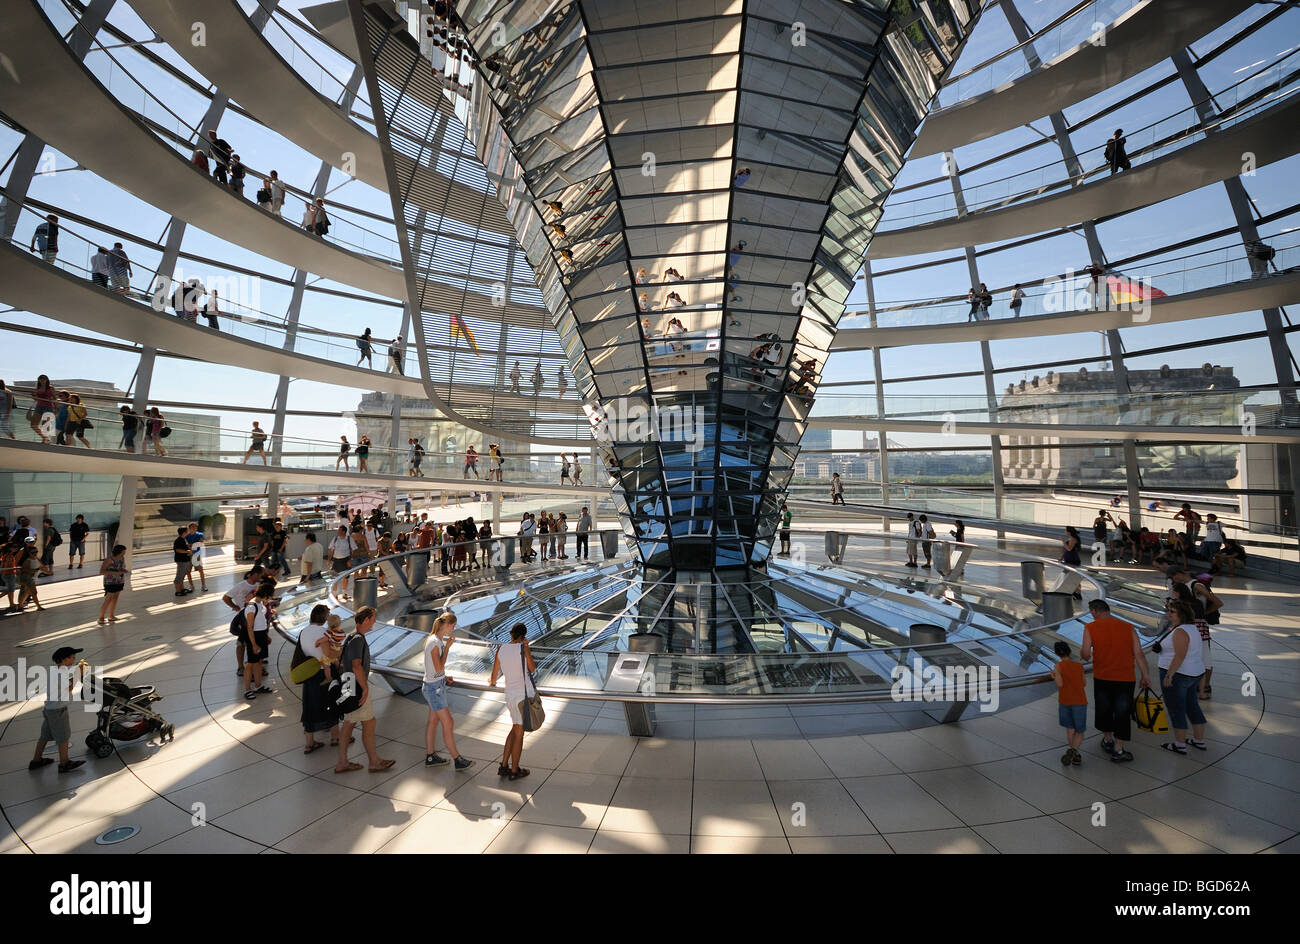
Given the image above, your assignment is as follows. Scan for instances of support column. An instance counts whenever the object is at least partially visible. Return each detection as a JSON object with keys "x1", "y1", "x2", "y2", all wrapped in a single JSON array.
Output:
[
  {"x1": 387, "y1": 302, "x2": 412, "y2": 517},
  {"x1": 862, "y1": 261, "x2": 891, "y2": 526}
]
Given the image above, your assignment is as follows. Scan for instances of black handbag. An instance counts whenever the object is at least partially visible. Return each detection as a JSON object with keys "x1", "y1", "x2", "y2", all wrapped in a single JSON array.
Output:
[{"x1": 80, "y1": 419, "x2": 93, "y2": 430}]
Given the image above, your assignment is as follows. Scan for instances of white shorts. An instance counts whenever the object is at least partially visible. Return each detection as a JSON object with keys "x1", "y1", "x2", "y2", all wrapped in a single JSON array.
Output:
[{"x1": 505, "y1": 689, "x2": 526, "y2": 725}]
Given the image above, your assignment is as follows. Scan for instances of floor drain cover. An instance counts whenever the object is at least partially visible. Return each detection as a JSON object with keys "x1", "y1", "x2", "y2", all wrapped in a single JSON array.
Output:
[
  {"x1": 95, "y1": 825, "x2": 140, "y2": 845},
  {"x1": 142, "y1": 635, "x2": 163, "y2": 641}
]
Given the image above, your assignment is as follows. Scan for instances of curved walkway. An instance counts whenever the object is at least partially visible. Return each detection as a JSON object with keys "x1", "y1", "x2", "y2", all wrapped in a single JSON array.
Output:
[
  {"x1": 0, "y1": 240, "x2": 586, "y2": 416},
  {"x1": 869, "y1": 93, "x2": 1300, "y2": 259},
  {"x1": 128, "y1": 0, "x2": 513, "y2": 237},
  {"x1": 806, "y1": 415, "x2": 1300, "y2": 445},
  {"x1": 0, "y1": 441, "x2": 605, "y2": 497},
  {"x1": 911, "y1": 0, "x2": 1253, "y2": 158},
  {"x1": 1, "y1": 546, "x2": 1293, "y2": 853},
  {"x1": 831, "y1": 269, "x2": 1300, "y2": 349}
]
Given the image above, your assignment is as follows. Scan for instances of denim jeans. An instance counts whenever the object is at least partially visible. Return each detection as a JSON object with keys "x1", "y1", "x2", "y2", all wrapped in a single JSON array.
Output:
[{"x1": 1160, "y1": 671, "x2": 1205, "y2": 731}]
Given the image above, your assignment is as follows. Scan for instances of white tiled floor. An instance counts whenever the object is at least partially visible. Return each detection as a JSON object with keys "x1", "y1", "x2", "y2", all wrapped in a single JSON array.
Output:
[{"x1": 1, "y1": 548, "x2": 1296, "y2": 853}]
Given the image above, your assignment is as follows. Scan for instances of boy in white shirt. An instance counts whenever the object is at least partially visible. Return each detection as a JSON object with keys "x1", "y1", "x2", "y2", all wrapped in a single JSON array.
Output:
[{"x1": 300, "y1": 532, "x2": 325, "y2": 585}]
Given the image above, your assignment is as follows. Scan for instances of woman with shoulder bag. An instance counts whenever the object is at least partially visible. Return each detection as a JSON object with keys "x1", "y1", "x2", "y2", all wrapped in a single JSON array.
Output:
[
  {"x1": 489, "y1": 623, "x2": 537, "y2": 781},
  {"x1": 296, "y1": 604, "x2": 341, "y2": 753},
  {"x1": 1157, "y1": 600, "x2": 1208, "y2": 754}
]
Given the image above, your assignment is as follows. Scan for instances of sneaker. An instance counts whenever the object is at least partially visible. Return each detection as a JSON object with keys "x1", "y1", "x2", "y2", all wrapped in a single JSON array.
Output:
[
  {"x1": 425, "y1": 753, "x2": 449, "y2": 766},
  {"x1": 244, "y1": 690, "x2": 257, "y2": 700},
  {"x1": 28, "y1": 757, "x2": 54, "y2": 770},
  {"x1": 1100, "y1": 738, "x2": 1115, "y2": 755},
  {"x1": 58, "y1": 760, "x2": 85, "y2": 773},
  {"x1": 255, "y1": 685, "x2": 273, "y2": 694},
  {"x1": 1060, "y1": 749, "x2": 1073, "y2": 766},
  {"x1": 497, "y1": 763, "x2": 511, "y2": 777},
  {"x1": 453, "y1": 756, "x2": 474, "y2": 771},
  {"x1": 1110, "y1": 749, "x2": 1134, "y2": 763},
  {"x1": 1070, "y1": 750, "x2": 1081, "y2": 766}
]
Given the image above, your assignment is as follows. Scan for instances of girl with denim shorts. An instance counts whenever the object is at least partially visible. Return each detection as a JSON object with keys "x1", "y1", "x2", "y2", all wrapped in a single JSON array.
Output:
[{"x1": 422, "y1": 611, "x2": 473, "y2": 770}]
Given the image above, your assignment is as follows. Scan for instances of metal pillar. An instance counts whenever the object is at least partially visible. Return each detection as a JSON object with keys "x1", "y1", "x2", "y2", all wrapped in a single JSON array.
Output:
[
  {"x1": 862, "y1": 260, "x2": 891, "y2": 523},
  {"x1": 387, "y1": 302, "x2": 412, "y2": 517}
]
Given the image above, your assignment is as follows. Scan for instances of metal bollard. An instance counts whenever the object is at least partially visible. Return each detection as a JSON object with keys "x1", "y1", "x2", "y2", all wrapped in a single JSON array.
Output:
[
  {"x1": 1020, "y1": 560, "x2": 1044, "y2": 600},
  {"x1": 406, "y1": 610, "x2": 436, "y2": 633},
  {"x1": 1042, "y1": 591, "x2": 1075, "y2": 624},
  {"x1": 407, "y1": 551, "x2": 429, "y2": 587},
  {"x1": 352, "y1": 576, "x2": 378, "y2": 609},
  {"x1": 909, "y1": 623, "x2": 947, "y2": 645},
  {"x1": 932, "y1": 541, "x2": 951, "y2": 574}
]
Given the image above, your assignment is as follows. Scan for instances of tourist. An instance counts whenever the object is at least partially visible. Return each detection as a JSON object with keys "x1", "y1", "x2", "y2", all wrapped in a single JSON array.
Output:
[
  {"x1": 357, "y1": 328, "x2": 374, "y2": 368},
  {"x1": 301, "y1": 198, "x2": 316, "y2": 231},
  {"x1": 532, "y1": 362, "x2": 544, "y2": 396},
  {"x1": 556, "y1": 512, "x2": 569, "y2": 560},
  {"x1": 1213, "y1": 536, "x2": 1246, "y2": 577},
  {"x1": 1080, "y1": 599, "x2": 1150, "y2": 763},
  {"x1": 337, "y1": 435, "x2": 351, "y2": 471},
  {"x1": 779, "y1": 503, "x2": 792, "y2": 555},
  {"x1": 560, "y1": 452, "x2": 570, "y2": 485},
  {"x1": 334, "y1": 606, "x2": 395, "y2": 773},
  {"x1": 509, "y1": 361, "x2": 522, "y2": 394},
  {"x1": 388, "y1": 337, "x2": 404, "y2": 374},
  {"x1": 571, "y1": 453, "x2": 582, "y2": 485},
  {"x1": 489, "y1": 443, "x2": 502, "y2": 482},
  {"x1": 40, "y1": 518, "x2": 61, "y2": 574},
  {"x1": 350, "y1": 525, "x2": 371, "y2": 578},
  {"x1": 1060, "y1": 526, "x2": 1082, "y2": 567},
  {"x1": 1136, "y1": 526, "x2": 1160, "y2": 565},
  {"x1": 53, "y1": 390, "x2": 70, "y2": 446},
  {"x1": 244, "y1": 421, "x2": 269, "y2": 464},
  {"x1": 830, "y1": 472, "x2": 845, "y2": 505},
  {"x1": 537, "y1": 511, "x2": 550, "y2": 562},
  {"x1": 412, "y1": 438, "x2": 425, "y2": 477},
  {"x1": 241, "y1": 578, "x2": 278, "y2": 700},
  {"x1": 299, "y1": 532, "x2": 324, "y2": 585},
  {"x1": 329, "y1": 525, "x2": 356, "y2": 600},
  {"x1": 920, "y1": 514, "x2": 935, "y2": 568},
  {"x1": 464, "y1": 444, "x2": 479, "y2": 479},
  {"x1": 1009, "y1": 283, "x2": 1024, "y2": 317},
  {"x1": 1174, "y1": 502, "x2": 1202, "y2": 544},
  {"x1": 180, "y1": 522, "x2": 206, "y2": 593},
  {"x1": 1157, "y1": 600, "x2": 1208, "y2": 754},
  {"x1": 120, "y1": 406, "x2": 137, "y2": 452},
  {"x1": 519, "y1": 513, "x2": 536, "y2": 562},
  {"x1": 67, "y1": 514, "x2": 89, "y2": 570},
  {"x1": 1104, "y1": 128, "x2": 1130, "y2": 174},
  {"x1": 357, "y1": 435, "x2": 371, "y2": 474},
  {"x1": 950, "y1": 519, "x2": 966, "y2": 543},
  {"x1": 28, "y1": 647, "x2": 85, "y2": 773},
  {"x1": 1200, "y1": 513, "x2": 1225, "y2": 561},
  {"x1": 270, "y1": 519, "x2": 290, "y2": 575},
  {"x1": 904, "y1": 513, "x2": 920, "y2": 567},
  {"x1": 1051, "y1": 641, "x2": 1086, "y2": 766},
  {"x1": 256, "y1": 174, "x2": 273, "y2": 210},
  {"x1": 171, "y1": 526, "x2": 192, "y2": 598},
  {"x1": 223, "y1": 567, "x2": 264, "y2": 674},
  {"x1": 733, "y1": 167, "x2": 751, "y2": 187},
  {"x1": 267, "y1": 170, "x2": 286, "y2": 216},
  {"x1": 16, "y1": 543, "x2": 48, "y2": 611},
  {"x1": 228, "y1": 154, "x2": 246, "y2": 196},
  {"x1": 479, "y1": 521, "x2": 494, "y2": 568},
  {"x1": 1110, "y1": 519, "x2": 1137, "y2": 562},
  {"x1": 206, "y1": 129, "x2": 232, "y2": 185},
  {"x1": 190, "y1": 147, "x2": 209, "y2": 174},
  {"x1": 297, "y1": 605, "x2": 341, "y2": 753},
  {"x1": 30, "y1": 213, "x2": 59, "y2": 264},
  {"x1": 311, "y1": 198, "x2": 330, "y2": 237},
  {"x1": 557, "y1": 369, "x2": 568, "y2": 398},
  {"x1": 1155, "y1": 528, "x2": 1188, "y2": 572},
  {"x1": 144, "y1": 407, "x2": 167, "y2": 456},
  {"x1": 439, "y1": 524, "x2": 454, "y2": 575},
  {"x1": 30, "y1": 375, "x2": 55, "y2": 443},
  {"x1": 108, "y1": 242, "x2": 132, "y2": 294},
  {"x1": 423, "y1": 611, "x2": 474, "y2": 770},
  {"x1": 90, "y1": 246, "x2": 111, "y2": 288},
  {"x1": 98, "y1": 543, "x2": 127, "y2": 624},
  {"x1": 66, "y1": 395, "x2": 91, "y2": 444},
  {"x1": 1092, "y1": 510, "x2": 1114, "y2": 558},
  {"x1": 488, "y1": 623, "x2": 535, "y2": 780}
]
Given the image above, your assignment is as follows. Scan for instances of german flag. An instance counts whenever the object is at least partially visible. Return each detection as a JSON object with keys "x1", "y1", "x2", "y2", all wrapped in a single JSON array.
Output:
[
  {"x1": 450, "y1": 313, "x2": 481, "y2": 355},
  {"x1": 1106, "y1": 275, "x2": 1167, "y2": 305}
]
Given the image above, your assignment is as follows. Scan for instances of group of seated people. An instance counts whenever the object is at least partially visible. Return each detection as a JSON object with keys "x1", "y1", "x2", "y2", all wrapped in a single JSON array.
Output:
[
  {"x1": 635, "y1": 266, "x2": 683, "y2": 284},
  {"x1": 1101, "y1": 518, "x2": 1247, "y2": 576}
]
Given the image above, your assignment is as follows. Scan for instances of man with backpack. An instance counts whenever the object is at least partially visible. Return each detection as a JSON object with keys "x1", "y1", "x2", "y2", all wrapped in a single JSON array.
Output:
[
  {"x1": 40, "y1": 518, "x2": 61, "y2": 575},
  {"x1": 206, "y1": 129, "x2": 232, "y2": 185},
  {"x1": 223, "y1": 567, "x2": 265, "y2": 675},
  {"x1": 1104, "y1": 128, "x2": 1130, "y2": 174},
  {"x1": 67, "y1": 514, "x2": 90, "y2": 570},
  {"x1": 333, "y1": 606, "x2": 394, "y2": 773}
]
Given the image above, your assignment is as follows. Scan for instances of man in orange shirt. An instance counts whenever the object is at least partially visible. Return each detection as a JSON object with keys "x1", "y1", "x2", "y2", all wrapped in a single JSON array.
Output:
[
  {"x1": 1080, "y1": 599, "x2": 1151, "y2": 763},
  {"x1": 417, "y1": 523, "x2": 435, "y2": 549}
]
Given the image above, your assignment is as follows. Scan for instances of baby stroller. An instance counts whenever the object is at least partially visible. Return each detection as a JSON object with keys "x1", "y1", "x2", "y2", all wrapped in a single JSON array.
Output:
[{"x1": 85, "y1": 676, "x2": 174, "y2": 758}]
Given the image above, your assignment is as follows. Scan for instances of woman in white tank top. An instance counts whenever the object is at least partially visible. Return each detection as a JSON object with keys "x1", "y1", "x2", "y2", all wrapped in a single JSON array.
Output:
[
  {"x1": 1157, "y1": 600, "x2": 1208, "y2": 754},
  {"x1": 489, "y1": 623, "x2": 536, "y2": 780}
]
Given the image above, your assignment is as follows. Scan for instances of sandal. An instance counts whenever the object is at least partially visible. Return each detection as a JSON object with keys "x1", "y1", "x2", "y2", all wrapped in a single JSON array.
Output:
[
  {"x1": 369, "y1": 759, "x2": 396, "y2": 772},
  {"x1": 304, "y1": 742, "x2": 325, "y2": 755},
  {"x1": 1186, "y1": 738, "x2": 1208, "y2": 751},
  {"x1": 508, "y1": 767, "x2": 530, "y2": 781},
  {"x1": 1160, "y1": 742, "x2": 1187, "y2": 754},
  {"x1": 334, "y1": 762, "x2": 363, "y2": 774},
  {"x1": 329, "y1": 736, "x2": 355, "y2": 747}
]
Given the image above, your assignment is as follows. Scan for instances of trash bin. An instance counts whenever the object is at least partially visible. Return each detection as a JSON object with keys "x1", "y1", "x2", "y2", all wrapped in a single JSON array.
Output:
[
  {"x1": 1020, "y1": 560, "x2": 1044, "y2": 600},
  {"x1": 932, "y1": 541, "x2": 951, "y2": 574},
  {"x1": 352, "y1": 576, "x2": 378, "y2": 609},
  {"x1": 825, "y1": 531, "x2": 848, "y2": 563},
  {"x1": 600, "y1": 531, "x2": 620, "y2": 560},
  {"x1": 1042, "y1": 591, "x2": 1075, "y2": 624},
  {"x1": 613, "y1": 633, "x2": 663, "y2": 737},
  {"x1": 407, "y1": 551, "x2": 429, "y2": 587},
  {"x1": 494, "y1": 538, "x2": 515, "y2": 570},
  {"x1": 910, "y1": 623, "x2": 946, "y2": 645},
  {"x1": 406, "y1": 610, "x2": 436, "y2": 633}
]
